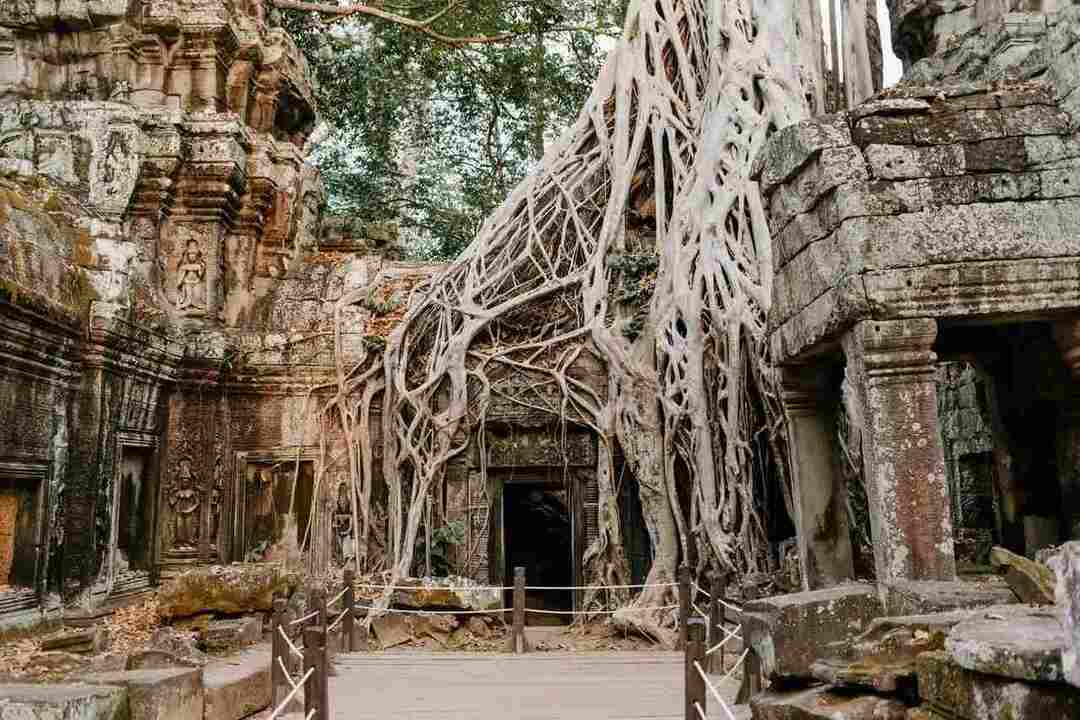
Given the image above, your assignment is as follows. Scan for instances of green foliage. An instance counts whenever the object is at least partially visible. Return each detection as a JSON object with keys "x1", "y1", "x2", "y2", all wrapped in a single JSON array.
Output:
[
  {"x1": 281, "y1": 1, "x2": 624, "y2": 261},
  {"x1": 414, "y1": 518, "x2": 466, "y2": 577},
  {"x1": 607, "y1": 251, "x2": 659, "y2": 341}
]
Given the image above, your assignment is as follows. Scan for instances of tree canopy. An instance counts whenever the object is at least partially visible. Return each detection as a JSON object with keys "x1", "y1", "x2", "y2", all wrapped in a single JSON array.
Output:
[{"x1": 281, "y1": 1, "x2": 629, "y2": 260}]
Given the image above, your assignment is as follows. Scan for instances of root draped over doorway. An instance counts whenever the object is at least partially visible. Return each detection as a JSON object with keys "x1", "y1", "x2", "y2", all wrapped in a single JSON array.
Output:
[{"x1": 308, "y1": 0, "x2": 818, "y2": 645}]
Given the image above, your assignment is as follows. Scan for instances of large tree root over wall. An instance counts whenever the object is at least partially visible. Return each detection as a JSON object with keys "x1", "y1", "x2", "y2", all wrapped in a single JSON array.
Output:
[{"x1": 322, "y1": 0, "x2": 822, "y2": 645}]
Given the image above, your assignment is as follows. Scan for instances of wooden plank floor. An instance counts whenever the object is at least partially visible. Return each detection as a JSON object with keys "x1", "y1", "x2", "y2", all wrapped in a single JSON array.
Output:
[{"x1": 329, "y1": 651, "x2": 746, "y2": 720}]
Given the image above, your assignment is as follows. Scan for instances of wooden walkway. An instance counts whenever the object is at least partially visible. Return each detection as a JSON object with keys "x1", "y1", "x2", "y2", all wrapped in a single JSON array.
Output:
[{"x1": 328, "y1": 651, "x2": 746, "y2": 720}]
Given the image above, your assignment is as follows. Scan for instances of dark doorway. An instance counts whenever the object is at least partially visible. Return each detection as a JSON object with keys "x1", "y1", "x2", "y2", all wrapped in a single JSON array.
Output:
[
  {"x1": 504, "y1": 484, "x2": 572, "y2": 623},
  {"x1": 117, "y1": 446, "x2": 153, "y2": 572}
]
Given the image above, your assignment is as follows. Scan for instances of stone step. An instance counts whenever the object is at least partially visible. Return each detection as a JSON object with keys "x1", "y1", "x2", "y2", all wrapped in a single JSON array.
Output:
[
  {"x1": 84, "y1": 667, "x2": 203, "y2": 720},
  {"x1": 0, "y1": 684, "x2": 127, "y2": 720},
  {"x1": 749, "y1": 684, "x2": 908, "y2": 719},
  {"x1": 916, "y1": 650, "x2": 1080, "y2": 720},
  {"x1": 202, "y1": 644, "x2": 271, "y2": 720}
]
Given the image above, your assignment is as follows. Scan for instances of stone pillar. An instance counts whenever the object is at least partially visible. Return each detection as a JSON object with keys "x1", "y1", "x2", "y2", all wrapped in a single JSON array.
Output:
[
  {"x1": 843, "y1": 318, "x2": 956, "y2": 582},
  {"x1": 780, "y1": 364, "x2": 853, "y2": 590}
]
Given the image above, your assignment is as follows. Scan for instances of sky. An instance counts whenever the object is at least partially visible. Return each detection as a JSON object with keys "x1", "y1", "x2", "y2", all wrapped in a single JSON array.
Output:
[{"x1": 877, "y1": 0, "x2": 904, "y2": 85}]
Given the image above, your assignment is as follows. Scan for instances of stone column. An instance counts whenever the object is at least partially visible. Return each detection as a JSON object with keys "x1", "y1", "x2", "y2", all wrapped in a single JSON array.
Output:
[
  {"x1": 843, "y1": 318, "x2": 956, "y2": 582},
  {"x1": 780, "y1": 364, "x2": 853, "y2": 590}
]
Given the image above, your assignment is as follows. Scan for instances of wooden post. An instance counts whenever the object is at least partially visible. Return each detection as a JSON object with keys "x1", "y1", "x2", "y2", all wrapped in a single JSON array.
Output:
[
  {"x1": 677, "y1": 564, "x2": 690, "y2": 650},
  {"x1": 512, "y1": 566, "x2": 527, "y2": 654},
  {"x1": 343, "y1": 569, "x2": 356, "y2": 652},
  {"x1": 271, "y1": 598, "x2": 286, "y2": 707},
  {"x1": 313, "y1": 587, "x2": 328, "y2": 629},
  {"x1": 707, "y1": 574, "x2": 724, "y2": 673},
  {"x1": 735, "y1": 644, "x2": 763, "y2": 705},
  {"x1": 684, "y1": 617, "x2": 706, "y2": 720},
  {"x1": 304, "y1": 626, "x2": 329, "y2": 720}
]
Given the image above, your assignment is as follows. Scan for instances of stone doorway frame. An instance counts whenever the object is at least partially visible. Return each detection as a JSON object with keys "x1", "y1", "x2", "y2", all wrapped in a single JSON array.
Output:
[
  {"x1": 0, "y1": 459, "x2": 50, "y2": 606},
  {"x1": 231, "y1": 447, "x2": 321, "y2": 563},
  {"x1": 104, "y1": 431, "x2": 160, "y2": 597}
]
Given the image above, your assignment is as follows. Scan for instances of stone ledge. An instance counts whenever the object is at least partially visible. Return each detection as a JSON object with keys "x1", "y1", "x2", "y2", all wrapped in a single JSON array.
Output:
[
  {"x1": 84, "y1": 667, "x2": 204, "y2": 720},
  {"x1": 203, "y1": 645, "x2": 271, "y2": 720},
  {"x1": 0, "y1": 684, "x2": 127, "y2": 720}
]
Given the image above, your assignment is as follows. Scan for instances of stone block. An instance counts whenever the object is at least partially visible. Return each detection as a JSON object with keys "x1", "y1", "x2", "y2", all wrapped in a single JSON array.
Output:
[
  {"x1": 1051, "y1": 541, "x2": 1080, "y2": 688},
  {"x1": 83, "y1": 668, "x2": 203, "y2": 720},
  {"x1": 742, "y1": 584, "x2": 883, "y2": 681},
  {"x1": 767, "y1": 147, "x2": 868, "y2": 234},
  {"x1": 883, "y1": 579, "x2": 1016, "y2": 616},
  {"x1": 0, "y1": 685, "x2": 127, "y2": 720},
  {"x1": 864, "y1": 144, "x2": 965, "y2": 179},
  {"x1": 945, "y1": 606, "x2": 1067, "y2": 683},
  {"x1": 753, "y1": 113, "x2": 852, "y2": 194},
  {"x1": 916, "y1": 650, "x2": 1080, "y2": 720},
  {"x1": 749, "y1": 685, "x2": 908, "y2": 720},
  {"x1": 853, "y1": 115, "x2": 916, "y2": 147},
  {"x1": 990, "y1": 545, "x2": 1056, "y2": 604},
  {"x1": 203, "y1": 616, "x2": 263, "y2": 652},
  {"x1": 1025, "y1": 133, "x2": 1080, "y2": 168},
  {"x1": 963, "y1": 137, "x2": 1027, "y2": 171},
  {"x1": 202, "y1": 645, "x2": 271, "y2": 720},
  {"x1": 812, "y1": 605, "x2": 1037, "y2": 693},
  {"x1": 911, "y1": 109, "x2": 1005, "y2": 145},
  {"x1": 157, "y1": 564, "x2": 292, "y2": 619}
]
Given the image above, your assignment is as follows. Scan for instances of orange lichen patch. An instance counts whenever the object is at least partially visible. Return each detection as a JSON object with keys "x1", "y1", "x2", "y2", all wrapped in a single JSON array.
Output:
[{"x1": 364, "y1": 273, "x2": 428, "y2": 338}]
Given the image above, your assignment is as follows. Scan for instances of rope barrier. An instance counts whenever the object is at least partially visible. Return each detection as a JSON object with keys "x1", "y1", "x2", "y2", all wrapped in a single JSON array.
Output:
[
  {"x1": 329, "y1": 585, "x2": 349, "y2": 606},
  {"x1": 278, "y1": 626, "x2": 304, "y2": 660},
  {"x1": 290, "y1": 610, "x2": 319, "y2": 627},
  {"x1": 691, "y1": 582, "x2": 742, "y2": 614},
  {"x1": 267, "y1": 667, "x2": 314, "y2": 720},
  {"x1": 694, "y1": 660, "x2": 738, "y2": 720},
  {"x1": 704, "y1": 624, "x2": 742, "y2": 656},
  {"x1": 509, "y1": 604, "x2": 679, "y2": 616},
  {"x1": 277, "y1": 657, "x2": 298, "y2": 690},
  {"x1": 327, "y1": 607, "x2": 349, "y2": 632},
  {"x1": 304, "y1": 710, "x2": 316, "y2": 720},
  {"x1": 692, "y1": 601, "x2": 708, "y2": 619},
  {"x1": 722, "y1": 650, "x2": 748, "y2": 682},
  {"x1": 360, "y1": 607, "x2": 512, "y2": 616},
  {"x1": 694, "y1": 701, "x2": 709, "y2": 720},
  {"x1": 354, "y1": 581, "x2": 677, "y2": 592}
]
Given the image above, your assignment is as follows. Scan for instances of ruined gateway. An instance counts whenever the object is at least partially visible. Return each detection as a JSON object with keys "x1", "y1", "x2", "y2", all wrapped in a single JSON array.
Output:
[{"x1": 2, "y1": 0, "x2": 1080, "y2": 715}]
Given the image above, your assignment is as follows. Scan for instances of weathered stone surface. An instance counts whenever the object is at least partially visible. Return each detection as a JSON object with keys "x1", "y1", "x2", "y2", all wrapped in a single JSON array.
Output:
[
  {"x1": 1051, "y1": 541, "x2": 1080, "y2": 688},
  {"x1": 990, "y1": 545, "x2": 1056, "y2": 604},
  {"x1": 40, "y1": 625, "x2": 108, "y2": 654},
  {"x1": 752, "y1": 114, "x2": 852, "y2": 193},
  {"x1": 202, "y1": 645, "x2": 271, "y2": 720},
  {"x1": 749, "y1": 684, "x2": 908, "y2": 720},
  {"x1": 142, "y1": 628, "x2": 209, "y2": 667},
  {"x1": 884, "y1": 579, "x2": 1017, "y2": 616},
  {"x1": 767, "y1": 147, "x2": 869, "y2": 234},
  {"x1": 917, "y1": 650, "x2": 1080, "y2": 720},
  {"x1": 864, "y1": 144, "x2": 965, "y2": 180},
  {"x1": 811, "y1": 605, "x2": 1033, "y2": 693},
  {"x1": 742, "y1": 584, "x2": 883, "y2": 680},
  {"x1": 945, "y1": 606, "x2": 1067, "y2": 682},
  {"x1": 390, "y1": 577, "x2": 502, "y2": 611},
  {"x1": 84, "y1": 668, "x2": 203, "y2": 720},
  {"x1": 157, "y1": 564, "x2": 291, "y2": 619},
  {"x1": 203, "y1": 616, "x2": 263, "y2": 652},
  {"x1": 0, "y1": 685, "x2": 127, "y2": 720}
]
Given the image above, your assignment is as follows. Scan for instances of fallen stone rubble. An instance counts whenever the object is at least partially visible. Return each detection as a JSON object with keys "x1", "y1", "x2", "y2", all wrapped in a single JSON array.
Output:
[{"x1": 747, "y1": 545, "x2": 1080, "y2": 719}]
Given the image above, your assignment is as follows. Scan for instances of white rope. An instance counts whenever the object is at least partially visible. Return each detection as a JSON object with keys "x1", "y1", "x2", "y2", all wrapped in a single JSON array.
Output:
[
  {"x1": 305, "y1": 710, "x2": 316, "y2": 720},
  {"x1": 278, "y1": 625, "x2": 304, "y2": 659},
  {"x1": 291, "y1": 610, "x2": 319, "y2": 627},
  {"x1": 692, "y1": 601, "x2": 708, "y2": 619},
  {"x1": 277, "y1": 657, "x2": 300, "y2": 690},
  {"x1": 694, "y1": 661, "x2": 738, "y2": 720},
  {"x1": 511, "y1": 604, "x2": 679, "y2": 616},
  {"x1": 724, "y1": 650, "x2": 749, "y2": 681},
  {"x1": 355, "y1": 583, "x2": 513, "y2": 592},
  {"x1": 354, "y1": 581, "x2": 677, "y2": 592},
  {"x1": 705, "y1": 624, "x2": 742, "y2": 656},
  {"x1": 694, "y1": 701, "x2": 708, "y2": 720},
  {"x1": 361, "y1": 607, "x2": 512, "y2": 616},
  {"x1": 329, "y1": 586, "x2": 349, "y2": 605},
  {"x1": 268, "y1": 667, "x2": 314, "y2": 720},
  {"x1": 328, "y1": 607, "x2": 349, "y2": 632},
  {"x1": 693, "y1": 583, "x2": 711, "y2": 598},
  {"x1": 522, "y1": 582, "x2": 678, "y2": 590},
  {"x1": 691, "y1": 583, "x2": 742, "y2": 614},
  {"x1": 720, "y1": 600, "x2": 742, "y2": 614}
]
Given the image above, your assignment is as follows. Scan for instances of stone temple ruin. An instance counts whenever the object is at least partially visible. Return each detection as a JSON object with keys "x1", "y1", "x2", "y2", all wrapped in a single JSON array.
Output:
[{"x1": 3, "y1": 0, "x2": 1080, "y2": 718}]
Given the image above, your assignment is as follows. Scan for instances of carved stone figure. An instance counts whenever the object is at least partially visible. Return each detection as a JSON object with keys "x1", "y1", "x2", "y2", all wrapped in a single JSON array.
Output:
[
  {"x1": 332, "y1": 481, "x2": 354, "y2": 565},
  {"x1": 249, "y1": 66, "x2": 281, "y2": 133},
  {"x1": 168, "y1": 458, "x2": 201, "y2": 549},
  {"x1": 176, "y1": 240, "x2": 206, "y2": 313},
  {"x1": 225, "y1": 47, "x2": 258, "y2": 123}
]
